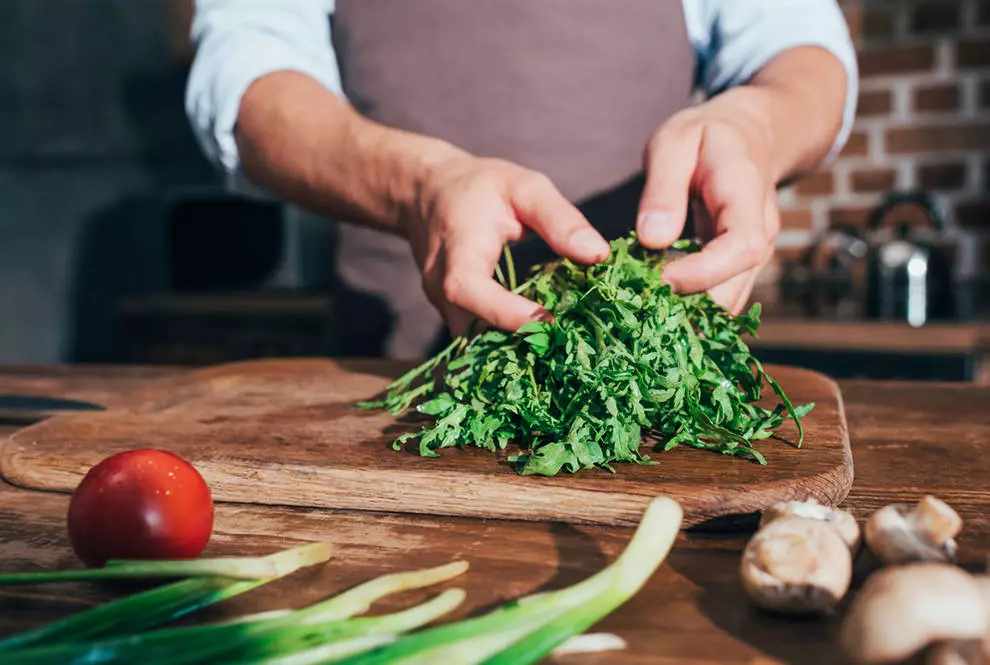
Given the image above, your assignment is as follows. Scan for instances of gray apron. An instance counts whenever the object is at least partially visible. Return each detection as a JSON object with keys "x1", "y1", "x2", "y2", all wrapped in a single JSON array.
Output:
[{"x1": 330, "y1": 0, "x2": 695, "y2": 359}]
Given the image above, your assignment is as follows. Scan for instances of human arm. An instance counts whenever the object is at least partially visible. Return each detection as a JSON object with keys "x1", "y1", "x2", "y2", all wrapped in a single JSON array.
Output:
[
  {"x1": 185, "y1": 0, "x2": 609, "y2": 335},
  {"x1": 637, "y1": 0, "x2": 858, "y2": 311}
]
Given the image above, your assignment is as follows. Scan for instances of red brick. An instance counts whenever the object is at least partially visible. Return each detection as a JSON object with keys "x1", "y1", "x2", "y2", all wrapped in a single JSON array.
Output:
[
  {"x1": 829, "y1": 206, "x2": 873, "y2": 228},
  {"x1": 850, "y1": 167, "x2": 898, "y2": 193},
  {"x1": 794, "y1": 171, "x2": 835, "y2": 197},
  {"x1": 858, "y1": 89, "x2": 893, "y2": 116},
  {"x1": 909, "y1": 1, "x2": 961, "y2": 34},
  {"x1": 887, "y1": 123, "x2": 990, "y2": 153},
  {"x1": 918, "y1": 162, "x2": 968, "y2": 190},
  {"x1": 955, "y1": 200, "x2": 990, "y2": 228},
  {"x1": 828, "y1": 202, "x2": 942, "y2": 229},
  {"x1": 780, "y1": 209, "x2": 814, "y2": 230},
  {"x1": 958, "y1": 38, "x2": 990, "y2": 68},
  {"x1": 858, "y1": 45, "x2": 936, "y2": 77},
  {"x1": 862, "y1": 8, "x2": 897, "y2": 41},
  {"x1": 841, "y1": 130, "x2": 870, "y2": 157},
  {"x1": 913, "y1": 83, "x2": 962, "y2": 112}
]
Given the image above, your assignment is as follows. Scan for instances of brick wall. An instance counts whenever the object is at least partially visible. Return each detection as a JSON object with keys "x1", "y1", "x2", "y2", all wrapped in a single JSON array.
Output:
[{"x1": 776, "y1": 0, "x2": 990, "y2": 273}]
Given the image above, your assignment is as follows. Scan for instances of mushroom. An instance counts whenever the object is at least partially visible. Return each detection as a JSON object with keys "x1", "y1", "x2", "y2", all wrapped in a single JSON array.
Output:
[
  {"x1": 740, "y1": 516, "x2": 852, "y2": 614},
  {"x1": 760, "y1": 499, "x2": 861, "y2": 553},
  {"x1": 864, "y1": 496, "x2": 962, "y2": 565},
  {"x1": 926, "y1": 576, "x2": 990, "y2": 665},
  {"x1": 840, "y1": 563, "x2": 988, "y2": 664},
  {"x1": 927, "y1": 640, "x2": 987, "y2": 665}
]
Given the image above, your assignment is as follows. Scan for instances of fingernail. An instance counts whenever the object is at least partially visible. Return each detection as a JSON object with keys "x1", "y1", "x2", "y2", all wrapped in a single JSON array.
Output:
[
  {"x1": 570, "y1": 229, "x2": 610, "y2": 260},
  {"x1": 528, "y1": 307, "x2": 554, "y2": 324},
  {"x1": 638, "y1": 211, "x2": 673, "y2": 245}
]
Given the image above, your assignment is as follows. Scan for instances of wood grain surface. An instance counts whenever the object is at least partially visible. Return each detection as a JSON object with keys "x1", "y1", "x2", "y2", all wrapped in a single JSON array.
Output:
[
  {"x1": 0, "y1": 358, "x2": 851, "y2": 529},
  {"x1": 1, "y1": 366, "x2": 989, "y2": 664}
]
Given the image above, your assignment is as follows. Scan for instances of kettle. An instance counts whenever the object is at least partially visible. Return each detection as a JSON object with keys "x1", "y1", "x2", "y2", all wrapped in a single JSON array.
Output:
[
  {"x1": 863, "y1": 190, "x2": 956, "y2": 326},
  {"x1": 791, "y1": 224, "x2": 869, "y2": 319}
]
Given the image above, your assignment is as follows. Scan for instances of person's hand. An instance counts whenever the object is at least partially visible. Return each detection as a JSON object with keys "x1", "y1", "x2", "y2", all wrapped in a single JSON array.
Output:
[
  {"x1": 405, "y1": 153, "x2": 611, "y2": 336},
  {"x1": 636, "y1": 89, "x2": 781, "y2": 313}
]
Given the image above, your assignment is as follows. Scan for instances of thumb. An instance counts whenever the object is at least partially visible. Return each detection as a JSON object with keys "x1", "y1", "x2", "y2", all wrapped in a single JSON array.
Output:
[{"x1": 637, "y1": 123, "x2": 702, "y2": 248}]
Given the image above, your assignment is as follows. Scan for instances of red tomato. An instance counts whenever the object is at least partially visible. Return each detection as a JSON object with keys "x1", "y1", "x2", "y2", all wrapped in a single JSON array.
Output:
[{"x1": 67, "y1": 449, "x2": 214, "y2": 567}]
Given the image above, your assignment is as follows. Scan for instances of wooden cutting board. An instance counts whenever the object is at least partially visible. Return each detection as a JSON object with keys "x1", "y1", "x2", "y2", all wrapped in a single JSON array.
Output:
[{"x1": 0, "y1": 358, "x2": 852, "y2": 529}]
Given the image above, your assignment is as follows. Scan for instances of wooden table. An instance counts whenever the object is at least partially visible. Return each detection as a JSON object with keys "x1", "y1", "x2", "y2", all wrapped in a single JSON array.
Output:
[{"x1": 1, "y1": 364, "x2": 989, "y2": 664}]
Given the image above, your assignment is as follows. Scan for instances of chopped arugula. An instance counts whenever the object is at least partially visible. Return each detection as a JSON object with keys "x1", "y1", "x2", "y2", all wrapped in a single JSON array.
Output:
[{"x1": 361, "y1": 233, "x2": 813, "y2": 477}]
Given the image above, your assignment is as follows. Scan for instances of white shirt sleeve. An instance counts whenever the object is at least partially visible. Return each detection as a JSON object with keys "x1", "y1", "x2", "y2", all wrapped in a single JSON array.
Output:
[
  {"x1": 185, "y1": 0, "x2": 343, "y2": 190},
  {"x1": 683, "y1": 0, "x2": 859, "y2": 163}
]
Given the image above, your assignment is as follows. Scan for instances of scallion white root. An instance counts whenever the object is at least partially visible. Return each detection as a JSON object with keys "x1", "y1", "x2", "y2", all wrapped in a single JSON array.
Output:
[{"x1": 551, "y1": 633, "x2": 627, "y2": 656}]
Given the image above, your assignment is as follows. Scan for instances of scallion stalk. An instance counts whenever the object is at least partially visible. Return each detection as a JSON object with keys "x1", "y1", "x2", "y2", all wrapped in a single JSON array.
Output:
[
  {"x1": 342, "y1": 497, "x2": 682, "y2": 665},
  {"x1": 0, "y1": 542, "x2": 332, "y2": 653},
  {"x1": 0, "y1": 561, "x2": 468, "y2": 665},
  {"x1": 0, "y1": 558, "x2": 280, "y2": 584},
  {"x1": 207, "y1": 588, "x2": 466, "y2": 665},
  {"x1": 246, "y1": 636, "x2": 398, "y2": 665},
  {"x1": 0, "y1": 499, "x2": 680, "y2": 665}
]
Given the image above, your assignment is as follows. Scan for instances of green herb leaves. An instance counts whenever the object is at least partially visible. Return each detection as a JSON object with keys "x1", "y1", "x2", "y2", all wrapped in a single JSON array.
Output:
[{"x1": 365, "y1": 233, "x2": 813, "y2": 477}]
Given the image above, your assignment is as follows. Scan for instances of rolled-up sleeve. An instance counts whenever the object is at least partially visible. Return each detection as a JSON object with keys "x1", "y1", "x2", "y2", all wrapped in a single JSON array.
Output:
[
  {"x1": 684, "y1": 0, "x2": 859, "y2": 162},
  {"x1": 185, "y1": 0, "x2": 343, "y2": 182}
]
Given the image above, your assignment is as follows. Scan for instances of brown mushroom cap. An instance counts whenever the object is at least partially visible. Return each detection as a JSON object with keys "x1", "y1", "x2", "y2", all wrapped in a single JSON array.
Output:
[
  {"x1": 761, "y1": 499, "x2": 861, "y2": 553},
  {"x1": 741, "y1": 516, "x2": 852, "y2": 614},
  {"x1": 841, "y1": 563, "x2": 988, "y2": 664}
]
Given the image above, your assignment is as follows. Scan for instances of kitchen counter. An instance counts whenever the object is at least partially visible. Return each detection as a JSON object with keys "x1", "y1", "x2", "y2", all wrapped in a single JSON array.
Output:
[
  {"x1": 750, "y1": 319, "x2": 990, "y2": 384},
  {"x1": 1, "y1": 364, "x2": 989, "y2": 664}
]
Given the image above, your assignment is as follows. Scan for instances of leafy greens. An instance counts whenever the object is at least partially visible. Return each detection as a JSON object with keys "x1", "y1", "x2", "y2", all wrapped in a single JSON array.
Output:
[{"x1": 362, "y1": 233, "x2": 813, "y2": 477}]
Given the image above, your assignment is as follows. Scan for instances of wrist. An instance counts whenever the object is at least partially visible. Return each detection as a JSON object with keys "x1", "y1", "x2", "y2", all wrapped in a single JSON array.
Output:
[
  {"x1": 740, "y1": 46, "x2": 849, "y2": 184},
  {"x1": 351, "y1": 119, "x2": 468, "y2": 238},
  {"x1": 704, "y1": 86, "x2": 782, "y2": 183}
]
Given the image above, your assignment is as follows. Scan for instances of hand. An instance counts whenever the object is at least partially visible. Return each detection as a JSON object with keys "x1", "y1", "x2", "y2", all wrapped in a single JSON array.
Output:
[
  {"x1": 234, "y1": 72, "x2": 609, "y2": 336},
  {"x1": 404, "y1": 153, "x2": 611, "y2": 336},
  {"x1": 636, "y1": 88, "x2": 781, "y2": 313}
]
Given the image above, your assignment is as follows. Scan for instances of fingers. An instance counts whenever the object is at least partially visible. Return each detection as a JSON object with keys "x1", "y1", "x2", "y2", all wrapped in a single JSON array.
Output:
[
  {"x1": 441, "y1": 270, "x2": 547, "y2": 334},
  {"x1": 661, "y1": 161, "x2": 769, "y2": 294},
  {"x1": 637, "y1": 119, "x2": 703, "y2": 248},
  {"x1": 511, "y1": 174, "x2": 610, "y2": 264},
  {"x1": 431, "y1": 238, "x2": 549, "y2": 333},
  {"x1": 708, "y1": 267, "x2": 759, "y2": 314}
]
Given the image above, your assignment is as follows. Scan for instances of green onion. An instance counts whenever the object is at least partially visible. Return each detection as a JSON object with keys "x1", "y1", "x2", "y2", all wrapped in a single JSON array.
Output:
[
  {"x1": 0, "y1": 499, "x2": 680, "y2": 665},
  {"x1": 207, "y1": 588, "x2": 466, "y2": 665},
  {"x1": 0, "y1": 545, "x2": 334, "y2": 586},
  {"x1": 0, "y1": 557, "x2": 284, "y2": 584},
  {"x1": 247, "y1": 636, "x2": 399, "y2": 665},
  {"x1": 289, "y1": 561, "x2": 468, "y2": 625},
  {"x1": 0, "y1": 542, "x2": 332, "y2": 653},
  {"x1": 0, "y1": 561, "x2": 469, "y2": 665},
  {"x1": 343, "y1": 496, "x2": 682, "y2": 665}
]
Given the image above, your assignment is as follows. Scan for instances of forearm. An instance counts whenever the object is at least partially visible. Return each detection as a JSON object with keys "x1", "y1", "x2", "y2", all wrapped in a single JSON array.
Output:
[
  {"x1": 235, "y1": 70, "x2": 465, "y2": 235},
  {"x1": 708, "y1": 46, "x2": 848, "y2": 186}
]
